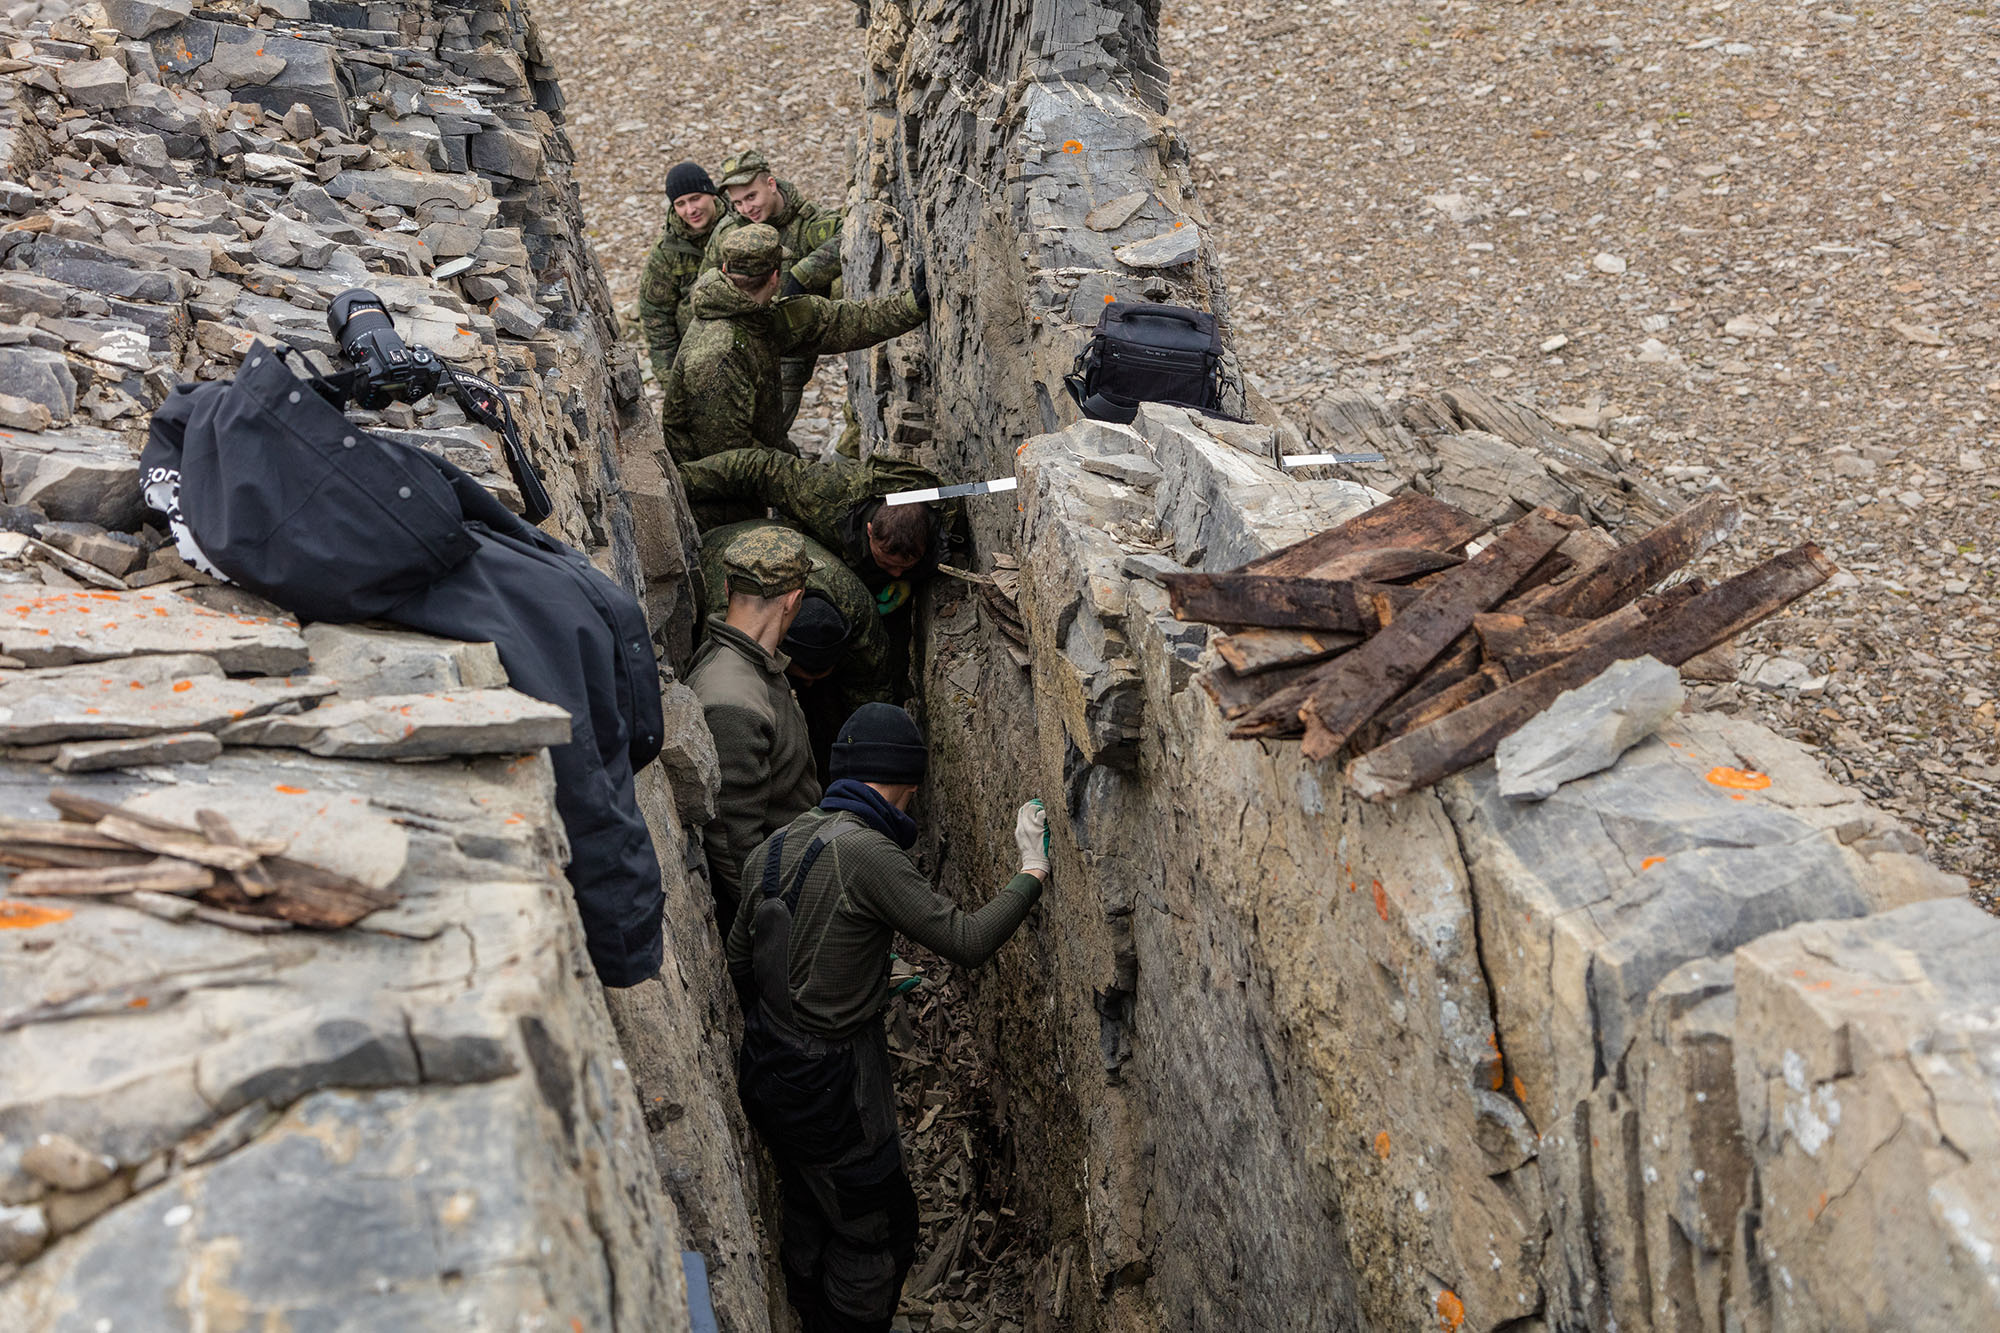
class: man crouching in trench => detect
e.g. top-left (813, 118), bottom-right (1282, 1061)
top-left (726, 703), bottom-right (1049, 1331)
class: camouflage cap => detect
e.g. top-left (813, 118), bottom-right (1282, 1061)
top-left (723, 525), bottom-right (823, 597)
top-left (718, 222), bottom-right (782, 277)
top-left (717, 148), bottom-right (771, 189)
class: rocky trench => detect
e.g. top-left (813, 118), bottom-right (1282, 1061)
top-left (843, 2), bottom-right (2000, 1331)
top-left (5, 1), bottom-right (2000, 1332)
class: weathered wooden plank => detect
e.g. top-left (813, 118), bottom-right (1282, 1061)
top-left (1471, 612), bottom-right (1591, 661)
top-left (1197, 659), bottom-right (1327, 720)
top-left (1492, 581), bottom-right (1703, 682)
top-left (1346, 544), bottom-right (1835, 800)
top-left (1297, 510), bottom-right (1577, 760)
top-left (1363, 637), bottom-right (1491, 743)
top-left (1163, 573), bottom-right (1414, 632)
top-left (9, 857), bottom-right (213, 896)
top-left (1238, 493), bottom-right (1490, 577)
top-left (94, 814), bottom-right (263, 872)
top-left (1300, 547), bottom-right (1465, 585)
top-left (1213, 628), bottom-right (1360, 675)
top-left (1521, 496), bottom-right (1740, 619)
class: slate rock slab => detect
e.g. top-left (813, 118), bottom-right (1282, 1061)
top-left (53, 731), bottom-right (224, 771)
top-left (100, 0), bottom-right (194, 38)
top-left (219, 688), bottom-right (570, 759)
top-left (1085, 190), bottom-right (1150, 232)
top-left (0, 653), bottom-right (334, 744)
top-left (0, 590), bottom-right (311, 673)
top-left (0, 425), bottom-right (144, 529)
top-left (1112, 223), bottom-right (1200, 269)
top-left (1496, 655), bottom-right (1686, 801)
top-left (0, 345), bottom-right (77, 422)
top-left (125, 783), bottom-right (409, 890)
top-left (301, 623), bottom-right (508, 697)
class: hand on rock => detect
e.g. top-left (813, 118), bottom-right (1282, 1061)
top-left (1015, 798), bottom-right (1050, 875)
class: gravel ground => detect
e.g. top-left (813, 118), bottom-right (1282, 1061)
top-left (1160, 0), bottom-right (2000, 895)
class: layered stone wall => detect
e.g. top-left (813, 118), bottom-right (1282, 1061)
top-left (853, 2), bottom-right (1999, 1330)
top-left (0, 2), bottom-right (766, 1328)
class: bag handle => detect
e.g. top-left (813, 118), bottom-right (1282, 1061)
top-left (1115, 305), bottom-right (1210, 331)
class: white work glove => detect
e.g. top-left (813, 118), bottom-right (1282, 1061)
top-left (1014, 798), bottom-right (1050, 875)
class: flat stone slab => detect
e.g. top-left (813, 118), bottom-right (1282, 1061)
top-left (0, 590), bottom-right (310, 674)
top-left (1085, 190), bottom-right (1149, 232)
top-left (124, 783), bottom-right (408, 890)
top-left (218, 688), bottom-right (570, 759)
top-left (1112, 223), bottom-right (1200, 269)
top-left (0, 654), bottom-right (334, 744)
top-left (301, 623), bottom-right (508, 697)
top-left (1497, 655), bottom-right (1685, 801)
top-left (53, 732), bottom-right (223, 772)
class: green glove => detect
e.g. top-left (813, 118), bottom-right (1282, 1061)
top-left (875, 579), bottom-right (911, 615)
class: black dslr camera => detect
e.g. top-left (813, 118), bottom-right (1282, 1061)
top-left (327, 289), bottom-right (447, 410)
top-left (324, 287), bottom-right (553, 524)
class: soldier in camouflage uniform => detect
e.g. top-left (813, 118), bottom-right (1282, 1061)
top-left (706, 149), bottom-right (847, 431)
top-left (700, 520), bottom-right (895, 730)
top-left (659, 224), bottom-right (928, 468)
top-left (635, 161), bottom-right (725, 383)
top-left (678, 447), bottom-right (953, 598)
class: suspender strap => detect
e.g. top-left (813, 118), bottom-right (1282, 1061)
top-left (749, 827), bottom-right (835, 1027)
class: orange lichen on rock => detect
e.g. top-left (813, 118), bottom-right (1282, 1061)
top-left (1706, 766), bottom-right (1771, 791)
top-left (1435, 1289), bottom-right (1466, 1330)
top-left (0, 900), bottom-right (72, 929)
top-left (1373, 1130), bottom-right (1391, 1159)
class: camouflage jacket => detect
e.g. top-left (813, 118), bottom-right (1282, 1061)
top-left (678, 448), bottom-right (948, 592)
top-left (635, 209), bottom-right (718, 382)
top-left (699, 520), bottom-right (892, 718)
top-left (658, 270), bottom-right (926, 466)
top-left (703, 178), bottom-right (844, 295)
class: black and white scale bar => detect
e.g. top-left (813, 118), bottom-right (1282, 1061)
top-left (883, 477), bottom-right (1019, 506)
top-left (1281, 452), bottom-right (1386, 467)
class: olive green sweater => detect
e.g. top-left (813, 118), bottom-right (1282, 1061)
top-left (727, 806), bottom-right (1042, 1039)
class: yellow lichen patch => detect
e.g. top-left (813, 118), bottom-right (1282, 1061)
top-left (0, 900), bottom-right (71, 930)
top-left (439, 1191), bottom-right (477, 1227)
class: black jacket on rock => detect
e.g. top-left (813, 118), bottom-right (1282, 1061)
top-left (142, 345), bottom-right (667, 987)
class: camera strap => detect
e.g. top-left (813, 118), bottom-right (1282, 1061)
top-left (442, 366), bottom-right (554, 526)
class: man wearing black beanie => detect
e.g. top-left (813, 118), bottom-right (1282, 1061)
top-left (727, 704), bottom-right (1048, 1333)
top-left (636, 160), bottom-right (723, 382)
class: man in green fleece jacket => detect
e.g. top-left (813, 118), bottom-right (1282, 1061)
top-left (686, 526), bottom-right (827, 933)
top-left (728, 704), bottom-right (1048, 1333)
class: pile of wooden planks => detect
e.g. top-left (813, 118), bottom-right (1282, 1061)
top-left (0, 790), bottom-right (396, 932)
top-left (1167, 493), bottom-right (1835, 801)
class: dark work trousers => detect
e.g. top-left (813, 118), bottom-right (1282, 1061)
top-left (738, 829), bottom-right (919, 1331)
top-left (749, 1016), bottom-right (918, 1332)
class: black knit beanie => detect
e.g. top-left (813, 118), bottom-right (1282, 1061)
top-left (665, 161), bottom-right (717, 201)
top-left (829, 703), bottom-right (928, 785)
top-left (781, 592), bottom-right (850, 675)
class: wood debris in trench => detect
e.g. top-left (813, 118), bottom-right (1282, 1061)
top-left (0, 791), bottom-right (396, 931)
top-left (1169, 493), bottom-right (1833, 799)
